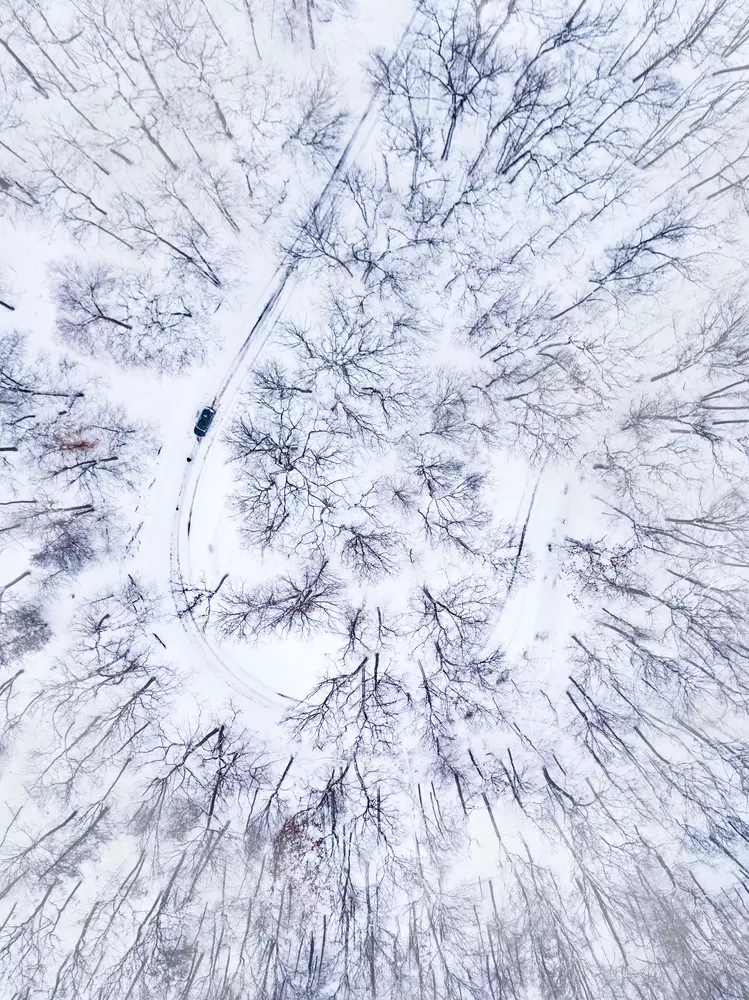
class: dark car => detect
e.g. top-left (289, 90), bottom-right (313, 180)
top-left (194, 406), bottom-right (216, 439)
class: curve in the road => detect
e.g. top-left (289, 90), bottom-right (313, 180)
top-left (170, 8), bottom-right (423, 707)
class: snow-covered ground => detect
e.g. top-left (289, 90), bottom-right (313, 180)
top-left (5, 0), bottom-right (749, 997)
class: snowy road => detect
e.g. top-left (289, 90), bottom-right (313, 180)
top-left (169, 10), bottom-right (421, 708)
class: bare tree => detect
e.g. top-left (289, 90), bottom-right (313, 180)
top-left (274, 0), bottom-right (351, 50)
top-left (30, 509), bottom-right (100, 579)
top-left (54, 259), bottom-right (213, 372)
top-left (283, 70), bottom-right (348, 167)
top-left (281, 290), bottom-right (419, 434)
top-left (552, 203), bottom-right (704, 321)
top-left (114, 193), bottom-right (225, 287)
top-left (225, 380), bottom-right (350, 553)
top-left (1, 330), bottom-right (151, 590)
top-left (0, 598), bottom-right (50, 668)
top-left (288, 653), bottom-right (407, 755)
top-left (32, 399), bottom-right (151, 502)
top-left (135, 712), bottom-right (269, 838)
top-left (336, 521), bottom-right (403, 581)
top-left (407, 447), bottom-right (494, 555)
top-left (215, 557), bottom-right (346, 640)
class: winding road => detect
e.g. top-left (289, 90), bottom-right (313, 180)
top-left (169, 10), bottom-right (421, 708)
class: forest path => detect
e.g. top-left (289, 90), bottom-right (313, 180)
top-left (168, 8), bottom-right (422, 707)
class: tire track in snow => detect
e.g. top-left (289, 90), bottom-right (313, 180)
top-left (170, 9), bottom-right (423, 707)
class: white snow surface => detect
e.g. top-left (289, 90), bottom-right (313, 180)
top-left (4, 0), bottom-right (749, 997)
